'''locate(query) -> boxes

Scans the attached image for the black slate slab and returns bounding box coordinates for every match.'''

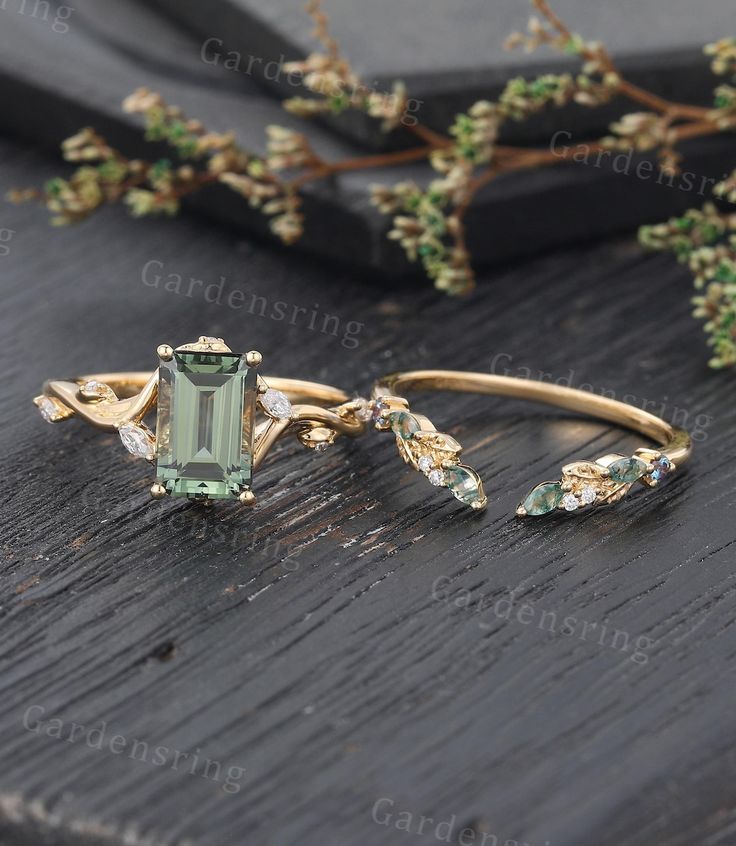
[0,138,734,846]
[0,0,733,274]
[148,0,733,148]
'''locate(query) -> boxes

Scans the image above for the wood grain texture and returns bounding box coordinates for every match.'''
[0,139,735,846]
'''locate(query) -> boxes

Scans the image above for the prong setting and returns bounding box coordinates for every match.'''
[37,335,373,511]
[239,489,256,506]
[150,482,167,500]
[372,396,486,510]
[518,450,677,518]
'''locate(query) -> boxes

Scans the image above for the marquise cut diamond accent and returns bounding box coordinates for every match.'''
[36,396,65,423]
[80,379,117,402]
[118,422,155,460]
[260,388,293,420]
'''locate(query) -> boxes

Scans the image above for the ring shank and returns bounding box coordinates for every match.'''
[76,372,351,406]
[379,370,691,465]
[42,372,361,442]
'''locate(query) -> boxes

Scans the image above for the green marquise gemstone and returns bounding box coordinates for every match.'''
[445,464,483,507]
[607,457,647,483]
[389,411,420,440]
[155,350,257,499]
[523,482,563,516]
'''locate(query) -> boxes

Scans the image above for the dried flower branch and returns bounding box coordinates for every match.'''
[281,0,409,131]
[8,0,736,364]
[640,186,736,368]
[638,34,736,369]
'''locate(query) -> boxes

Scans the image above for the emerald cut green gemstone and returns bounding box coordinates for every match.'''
[608,457,647,483]
[389,411,420,440]
[155,351,256,499]
[445,465,482,506]
[523,482,563,516]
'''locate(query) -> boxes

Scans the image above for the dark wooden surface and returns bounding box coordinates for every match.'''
[0,0,733,273]
[1,136,735,846]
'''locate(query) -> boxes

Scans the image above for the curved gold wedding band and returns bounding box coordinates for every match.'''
[34,336,370,506]
[371,370,692,516]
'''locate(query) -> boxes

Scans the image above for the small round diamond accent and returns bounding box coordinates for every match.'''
[261,388,292,420]
[418,455,433,474]
[371,400,388,424]
[580,485,596,505]
[118,422,155,459]
[562,492,579,511]
[427,469,445,487]
[355,399,373,422]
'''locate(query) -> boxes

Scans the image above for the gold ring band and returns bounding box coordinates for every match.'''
[371,370,692,516]
[34,336,369,506]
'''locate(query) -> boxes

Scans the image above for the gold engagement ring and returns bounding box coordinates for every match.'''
[35,336,370,506]
[371,370,691,517]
